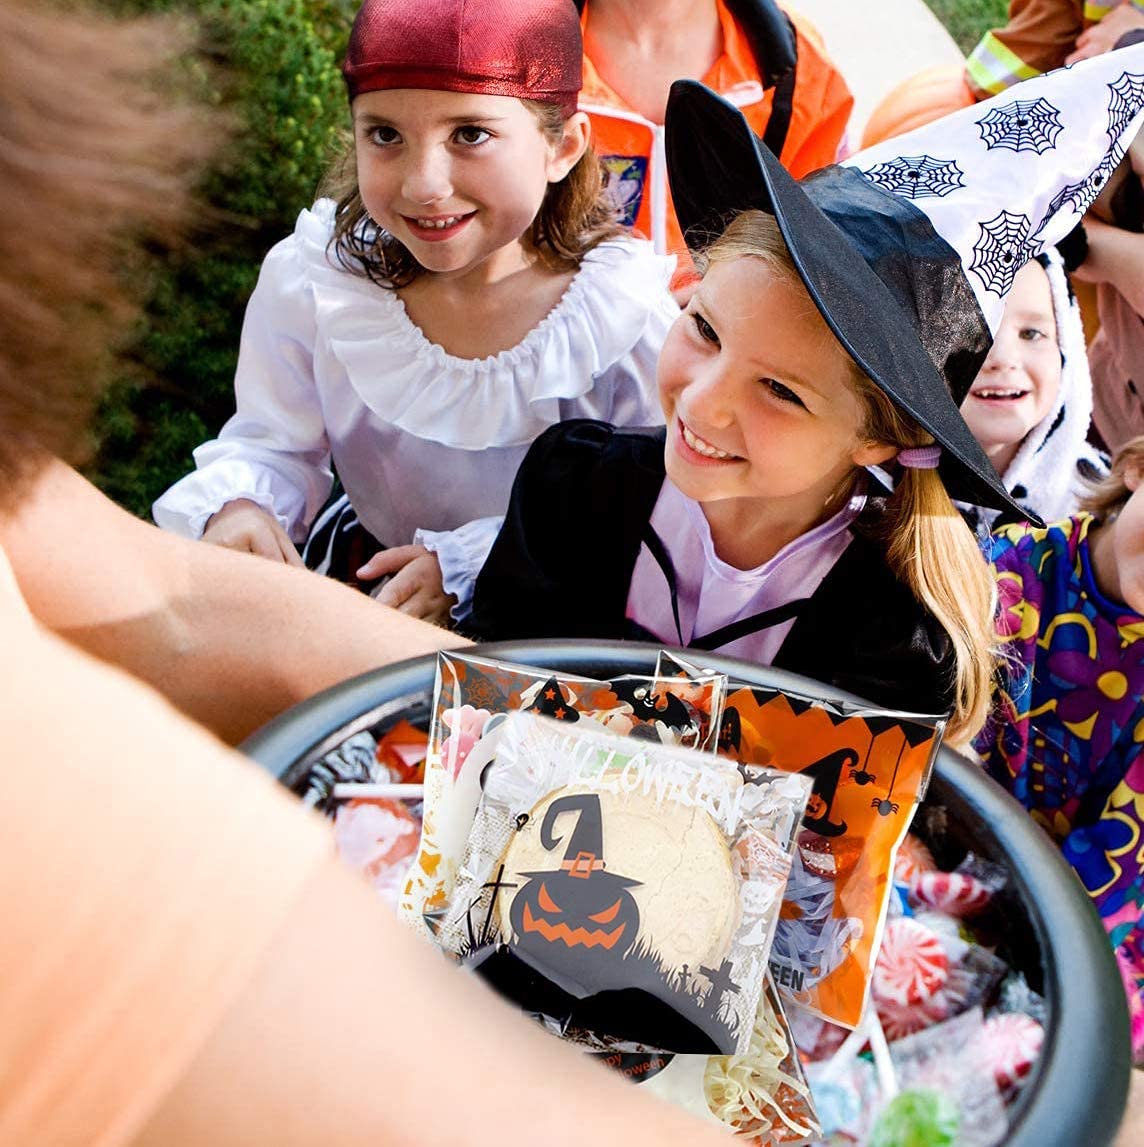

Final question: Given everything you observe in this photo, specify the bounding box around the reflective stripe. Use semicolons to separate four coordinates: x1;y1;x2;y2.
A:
966;31;1043;96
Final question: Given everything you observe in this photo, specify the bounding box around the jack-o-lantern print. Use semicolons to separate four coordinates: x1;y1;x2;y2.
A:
507;793;642;981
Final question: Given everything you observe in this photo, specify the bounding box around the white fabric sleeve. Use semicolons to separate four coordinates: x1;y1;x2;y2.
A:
414;515;504;621
151;233;334;541
596;288;678;429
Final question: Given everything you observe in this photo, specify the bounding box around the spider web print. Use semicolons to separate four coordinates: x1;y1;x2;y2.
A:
1033;160;1115;236
860;155;965;199
976;97;1064;153
1107;72;1144;144
1034;72;1144;236
969;210;1036;296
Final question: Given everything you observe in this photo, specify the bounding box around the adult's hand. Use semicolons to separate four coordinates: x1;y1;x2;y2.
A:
1066;5;1144;64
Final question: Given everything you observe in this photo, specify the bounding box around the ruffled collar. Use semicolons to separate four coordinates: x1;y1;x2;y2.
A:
292;199;676;450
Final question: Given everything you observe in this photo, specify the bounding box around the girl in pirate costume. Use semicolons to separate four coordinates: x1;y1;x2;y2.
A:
466;45;1144;745
153;0;676;622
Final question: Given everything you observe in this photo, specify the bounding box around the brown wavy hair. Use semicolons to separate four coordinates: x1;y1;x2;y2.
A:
323;100;624;287
0;0;213;504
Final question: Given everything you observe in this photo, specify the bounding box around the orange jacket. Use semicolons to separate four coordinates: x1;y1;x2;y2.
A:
580;0;853;263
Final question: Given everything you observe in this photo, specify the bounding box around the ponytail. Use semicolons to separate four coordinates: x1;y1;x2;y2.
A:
880;467;998;745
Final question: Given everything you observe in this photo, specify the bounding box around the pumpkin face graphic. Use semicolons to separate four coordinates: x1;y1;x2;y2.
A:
505;793;641;978
511;867;641;954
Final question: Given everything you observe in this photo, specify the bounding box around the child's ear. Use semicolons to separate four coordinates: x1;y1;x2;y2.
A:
1125;460;1143;493
852;441;899;469
545;112;590;183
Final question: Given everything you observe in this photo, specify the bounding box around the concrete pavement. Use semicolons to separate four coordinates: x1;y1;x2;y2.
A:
793;0;965;147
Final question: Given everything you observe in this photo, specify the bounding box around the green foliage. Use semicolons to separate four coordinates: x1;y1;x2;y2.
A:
88;0;355;517
926;0;1009;54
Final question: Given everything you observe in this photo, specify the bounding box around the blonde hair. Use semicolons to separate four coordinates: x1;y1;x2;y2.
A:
1078;434;1144;519
324;99;623;288
704;211;997;745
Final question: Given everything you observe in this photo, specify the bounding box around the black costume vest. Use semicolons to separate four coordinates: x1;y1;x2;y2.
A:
466;421;956;717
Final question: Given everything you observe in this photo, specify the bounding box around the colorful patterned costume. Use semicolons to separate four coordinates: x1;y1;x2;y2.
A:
976;513;1144;1059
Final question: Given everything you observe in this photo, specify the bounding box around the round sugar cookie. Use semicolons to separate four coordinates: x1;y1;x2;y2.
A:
497;783;740;973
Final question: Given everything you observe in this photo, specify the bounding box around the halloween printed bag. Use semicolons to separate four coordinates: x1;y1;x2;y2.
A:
399;651;727;936
437;711;812;1056
656;653;945;1029
640;974;821;1143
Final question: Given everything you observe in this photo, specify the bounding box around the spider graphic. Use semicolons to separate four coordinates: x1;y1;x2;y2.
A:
850;765;877;786
872;797;899;816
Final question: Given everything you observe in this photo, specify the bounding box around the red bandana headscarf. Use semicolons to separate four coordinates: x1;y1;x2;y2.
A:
343;0;583;118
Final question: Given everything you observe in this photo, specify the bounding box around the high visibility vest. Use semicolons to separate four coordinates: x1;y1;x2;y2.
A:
577;0;853;263
967;0;1144;98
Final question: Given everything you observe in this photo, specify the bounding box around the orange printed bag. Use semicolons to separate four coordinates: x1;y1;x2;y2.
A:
658;654;944;1028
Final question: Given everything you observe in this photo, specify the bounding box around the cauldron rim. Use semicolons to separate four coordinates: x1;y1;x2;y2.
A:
241;638;1131;1146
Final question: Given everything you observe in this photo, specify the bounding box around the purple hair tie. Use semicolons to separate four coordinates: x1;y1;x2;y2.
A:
897;445;942;469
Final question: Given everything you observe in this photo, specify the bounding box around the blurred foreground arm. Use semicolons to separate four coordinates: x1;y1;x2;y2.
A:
0;460;467;743
0;606;727;1147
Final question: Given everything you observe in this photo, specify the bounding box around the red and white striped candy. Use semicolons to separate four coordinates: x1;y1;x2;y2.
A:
909;870;993;917
872;917;950;1007
978;1012;1044;1092
893;834;937;885
876;992;949;1042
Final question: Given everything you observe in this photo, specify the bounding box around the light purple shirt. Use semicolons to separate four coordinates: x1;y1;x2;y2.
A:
625;479;867;663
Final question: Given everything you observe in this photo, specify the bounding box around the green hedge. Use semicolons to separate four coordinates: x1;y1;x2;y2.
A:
925;0;1008;54
90;0;356;517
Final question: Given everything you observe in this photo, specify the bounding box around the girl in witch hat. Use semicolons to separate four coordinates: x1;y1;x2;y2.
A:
465;45;1144;746
152;0;676;623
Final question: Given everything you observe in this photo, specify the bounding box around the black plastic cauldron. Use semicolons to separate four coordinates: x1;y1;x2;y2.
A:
241;639;1132;1146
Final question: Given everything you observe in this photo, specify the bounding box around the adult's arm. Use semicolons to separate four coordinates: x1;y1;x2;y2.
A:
1073;215;1144;317
781;13;855;175
0;592;729;1147
0;460;466;743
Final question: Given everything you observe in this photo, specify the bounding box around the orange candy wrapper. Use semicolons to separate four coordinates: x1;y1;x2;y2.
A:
658;654;945;1029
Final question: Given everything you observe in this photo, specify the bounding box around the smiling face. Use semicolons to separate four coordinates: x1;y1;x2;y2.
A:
352;88;586;282
656;255;896;546
960;260;1062;473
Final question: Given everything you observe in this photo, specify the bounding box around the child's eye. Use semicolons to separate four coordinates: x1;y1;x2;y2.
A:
453;125;491;146
1018;327;1047;341
692;312;719;345
761;378;806;408
367;125;401;146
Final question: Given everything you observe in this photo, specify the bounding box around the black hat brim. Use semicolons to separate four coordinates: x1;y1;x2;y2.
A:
665;80;1040;526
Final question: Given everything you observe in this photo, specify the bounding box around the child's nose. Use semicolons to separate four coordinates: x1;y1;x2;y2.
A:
982;332;1017;372
402;148;453;205
681;363;736;425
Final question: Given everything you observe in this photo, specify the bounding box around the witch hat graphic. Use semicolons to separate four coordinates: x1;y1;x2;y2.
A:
799;747;857;837
508;793;641;983
527;676;580;722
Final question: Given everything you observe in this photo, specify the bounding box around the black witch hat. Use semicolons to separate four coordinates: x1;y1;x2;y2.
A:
665;44;1144;523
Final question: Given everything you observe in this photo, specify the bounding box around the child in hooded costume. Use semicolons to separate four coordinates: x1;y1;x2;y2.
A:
465;46;1144;748
959;246;1108;537
976;435;1144;1060
152;0;676;620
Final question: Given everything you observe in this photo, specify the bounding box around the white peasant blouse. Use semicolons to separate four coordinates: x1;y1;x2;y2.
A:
152;199;677;603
